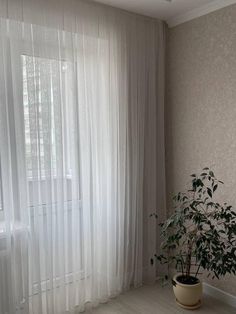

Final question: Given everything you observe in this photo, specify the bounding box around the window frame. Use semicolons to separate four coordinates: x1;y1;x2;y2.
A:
0;33;81;221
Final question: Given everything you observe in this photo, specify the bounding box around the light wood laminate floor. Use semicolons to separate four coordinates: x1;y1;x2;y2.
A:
85;283;235;313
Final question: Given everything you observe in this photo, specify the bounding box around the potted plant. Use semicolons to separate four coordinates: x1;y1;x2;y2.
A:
151;168;236;310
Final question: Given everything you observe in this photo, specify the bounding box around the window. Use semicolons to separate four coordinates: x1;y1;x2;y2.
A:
22;55;73;180
21;54;76;208
21;55;82;284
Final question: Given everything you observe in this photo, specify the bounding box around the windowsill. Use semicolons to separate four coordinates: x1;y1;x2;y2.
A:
27;174;72;182
0;199;81;238
0;221;28;239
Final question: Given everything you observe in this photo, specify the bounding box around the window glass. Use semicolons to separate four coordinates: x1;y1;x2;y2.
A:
22;55;75;206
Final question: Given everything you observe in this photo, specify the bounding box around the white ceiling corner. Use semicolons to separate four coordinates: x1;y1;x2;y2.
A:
167;0;236;27
93;0;236;27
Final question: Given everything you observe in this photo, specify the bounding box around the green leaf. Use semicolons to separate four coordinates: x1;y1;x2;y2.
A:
207;188;212;198
213;184;218;192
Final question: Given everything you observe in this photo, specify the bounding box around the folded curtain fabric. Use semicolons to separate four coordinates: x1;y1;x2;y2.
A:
0;1;166;313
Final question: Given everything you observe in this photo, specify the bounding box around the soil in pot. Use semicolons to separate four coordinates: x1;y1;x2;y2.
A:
176;275;200;285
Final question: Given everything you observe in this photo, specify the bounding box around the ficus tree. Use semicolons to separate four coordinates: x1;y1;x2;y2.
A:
151;168;236;284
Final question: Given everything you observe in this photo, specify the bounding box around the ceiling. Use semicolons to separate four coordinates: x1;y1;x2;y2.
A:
93;0;236;27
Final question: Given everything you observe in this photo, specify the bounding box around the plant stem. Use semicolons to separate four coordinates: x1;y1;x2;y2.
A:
195;263;201;278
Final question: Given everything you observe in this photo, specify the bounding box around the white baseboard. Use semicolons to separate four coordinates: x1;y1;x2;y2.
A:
203;282;236;308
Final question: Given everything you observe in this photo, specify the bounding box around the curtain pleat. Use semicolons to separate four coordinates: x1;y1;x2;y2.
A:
0;1;166;313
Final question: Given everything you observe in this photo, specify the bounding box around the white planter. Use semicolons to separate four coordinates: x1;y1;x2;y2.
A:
172;274;203;310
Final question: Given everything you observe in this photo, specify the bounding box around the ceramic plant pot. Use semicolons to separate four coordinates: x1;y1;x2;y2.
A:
172;274;203;310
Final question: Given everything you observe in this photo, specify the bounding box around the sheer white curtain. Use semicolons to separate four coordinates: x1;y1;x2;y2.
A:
0;1;166;313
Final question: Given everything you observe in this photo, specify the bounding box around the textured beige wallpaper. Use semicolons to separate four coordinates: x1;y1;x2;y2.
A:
166;5;236;295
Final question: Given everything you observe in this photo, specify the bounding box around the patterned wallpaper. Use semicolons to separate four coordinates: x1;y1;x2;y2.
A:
166;4;236;295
